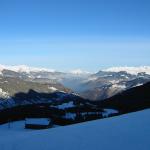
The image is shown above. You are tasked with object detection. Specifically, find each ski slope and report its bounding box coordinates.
[0,109,150,150]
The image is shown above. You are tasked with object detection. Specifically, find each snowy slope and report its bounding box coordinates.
[0,109,149,150]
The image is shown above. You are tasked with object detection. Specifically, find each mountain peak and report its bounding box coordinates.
[103,66,150,75]
[0,64,55,73]
[70,69,90,75]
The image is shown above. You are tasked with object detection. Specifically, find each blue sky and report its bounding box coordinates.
[0,0,150,72]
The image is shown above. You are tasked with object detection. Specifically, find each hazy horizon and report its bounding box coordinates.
[0,0,150,72]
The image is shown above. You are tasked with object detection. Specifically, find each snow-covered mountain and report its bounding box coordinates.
[0,76,71,104]
[104,66,150,75]
[0,89,83,110]
[0,109,149,150]
[1,64,150,101]
[0,64,90,85]
[96,82,150,113]
[0,70,150,150]
[69,69,90,75]
[0,64,55,74]
[77,69,150,100]
[0,64,90,79]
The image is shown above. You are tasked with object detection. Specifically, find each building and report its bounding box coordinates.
[25,118,53,129]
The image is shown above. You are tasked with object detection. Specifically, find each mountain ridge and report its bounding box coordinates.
[1,64,150,75]
[1,64,150,101]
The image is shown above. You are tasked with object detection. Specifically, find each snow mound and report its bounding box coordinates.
[0,109,149,150]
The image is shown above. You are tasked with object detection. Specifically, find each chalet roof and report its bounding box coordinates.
[25,118,50,125]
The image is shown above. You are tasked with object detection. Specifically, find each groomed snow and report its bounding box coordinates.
[0,109,149,150]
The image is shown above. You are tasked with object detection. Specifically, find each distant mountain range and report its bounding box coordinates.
[0,65,150,101]
[0,64,150,126]
[79,70,150,100]
[0,77,149,126]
